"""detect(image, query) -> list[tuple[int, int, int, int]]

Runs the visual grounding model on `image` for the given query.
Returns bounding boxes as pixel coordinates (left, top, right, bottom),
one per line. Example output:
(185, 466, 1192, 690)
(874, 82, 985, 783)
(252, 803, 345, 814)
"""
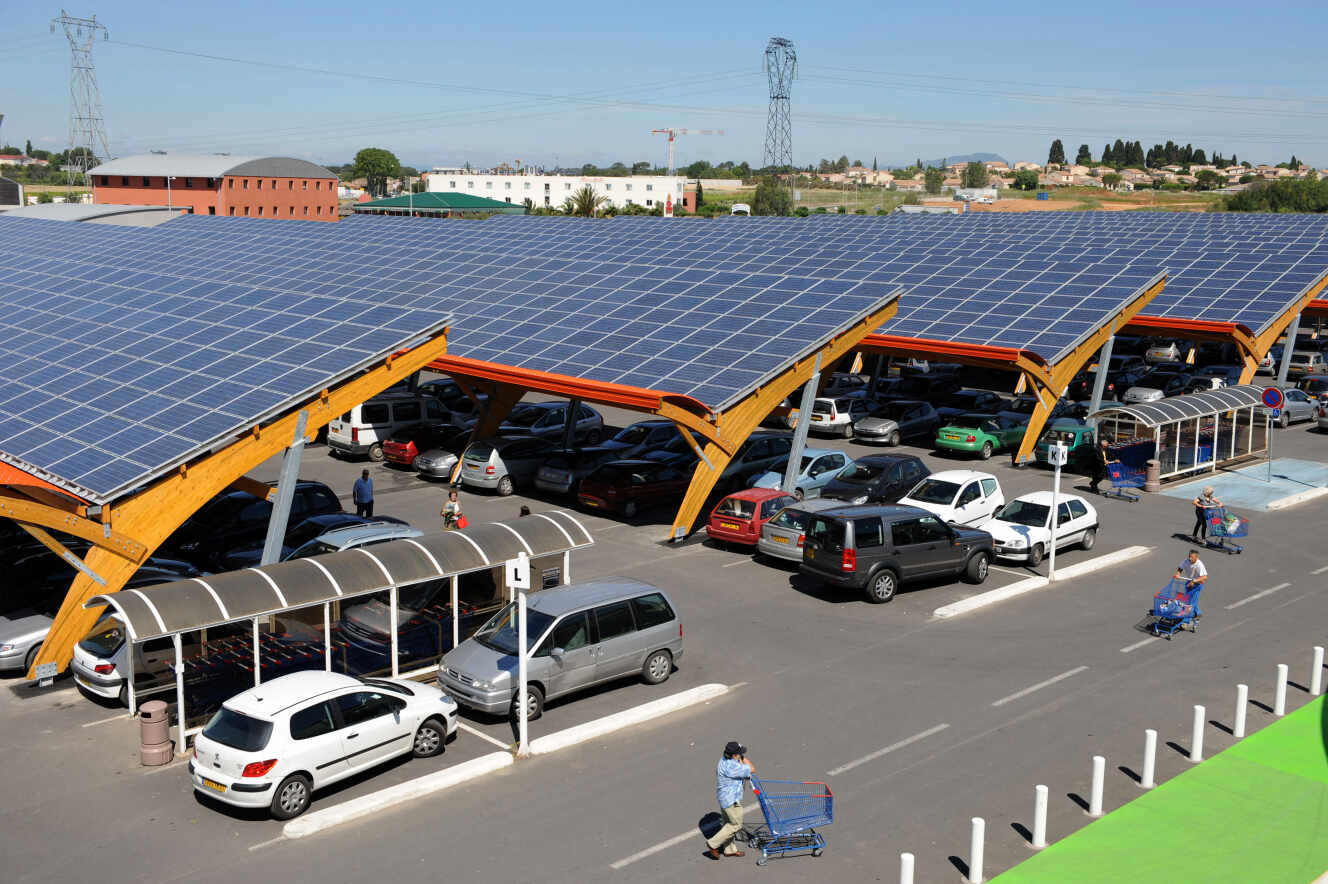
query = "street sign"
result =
(1048, 441, 1068, 467)
(1262, 387, 1285, 409)
(506, 552, 531, 591)
(1269, 408, 1282, 418)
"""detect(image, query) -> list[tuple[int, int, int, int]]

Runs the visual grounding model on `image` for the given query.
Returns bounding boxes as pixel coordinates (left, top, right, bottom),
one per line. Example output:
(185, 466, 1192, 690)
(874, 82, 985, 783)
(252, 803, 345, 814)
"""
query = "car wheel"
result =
(23, 645, 41, 675)
(367, 443, 384, 462)
(793, 488, 805, 502)
(412, 718, 447, 758)
(1028, 544, 1044, 567)
(1280, 411, 1290, 429)
(841, 423, 853, 439)
(622, 500, 639, 519)
(496, 475, 514, 496)
(965, 552, 990, 584)
(510, 684, 544, 721)
(642, 650, 673, 685)
(1081, 527, 1097, 551)
(980, 441, 993, 460)
(117, 681, 128, 707)
(887, 430, 901, 446)
(270, 773, 312, 820)
(864, 569, 898, 604)
(585, 428, 602, 445)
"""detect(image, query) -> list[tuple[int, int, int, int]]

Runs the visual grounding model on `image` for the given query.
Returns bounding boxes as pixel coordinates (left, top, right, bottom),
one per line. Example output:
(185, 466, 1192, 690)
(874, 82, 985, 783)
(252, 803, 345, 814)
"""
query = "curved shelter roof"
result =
(1090, 384, 1266, 427)
(84, 511, 593, 642)
(92, 154, 336, 179)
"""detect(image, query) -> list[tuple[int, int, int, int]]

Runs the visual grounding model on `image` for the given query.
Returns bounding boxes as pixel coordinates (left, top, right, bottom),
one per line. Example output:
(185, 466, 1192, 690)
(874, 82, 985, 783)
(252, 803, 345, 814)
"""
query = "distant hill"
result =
(891, 152, 1007, 168)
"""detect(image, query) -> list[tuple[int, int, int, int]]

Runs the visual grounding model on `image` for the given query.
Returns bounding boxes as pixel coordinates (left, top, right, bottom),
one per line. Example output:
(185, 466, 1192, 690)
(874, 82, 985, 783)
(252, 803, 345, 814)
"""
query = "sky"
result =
(4, 0, 1328, 172)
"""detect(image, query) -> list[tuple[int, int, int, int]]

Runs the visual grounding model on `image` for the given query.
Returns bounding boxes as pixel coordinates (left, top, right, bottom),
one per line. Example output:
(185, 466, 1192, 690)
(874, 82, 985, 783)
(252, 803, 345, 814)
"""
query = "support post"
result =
(323, 602, 331, 672)
(1234, 684, 1248, 738)
(260, 411, 308, 566)
(1089, 755, 1105, 816)
(1048, 442, 1064, 581)
(1189, 705, 1205, 762)
(899, 852, 915, 884)
(389, 585, 399, 677)
(562, 549, 571, 585)
(867, 353, 885, 399)
(968, 817, 985, 884)
(173, 632, 186, 755)
(252, 618, 260, 686)
(1276, 311, 1301, 385)
(1275, 663, 1289, 716)
(517, 589, 529, 757)
(560, 398, 580, 450)
(1141, 729, 1157, 788)
(1032, 784, 1048, 848)
(125, 643, 137, 715)
(1087, 330, 1116, 423)
(1312, 646, 1324, 697)
(450, 575, 459, 650)
(782, 354, 821, 495)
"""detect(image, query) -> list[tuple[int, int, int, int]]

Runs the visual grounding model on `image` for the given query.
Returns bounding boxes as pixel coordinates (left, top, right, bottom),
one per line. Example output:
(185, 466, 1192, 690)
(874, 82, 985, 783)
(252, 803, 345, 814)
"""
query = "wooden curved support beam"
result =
(0, 492, 146, 563)
(30, 328, 451, 678)
(1238, 272, 1328, 384)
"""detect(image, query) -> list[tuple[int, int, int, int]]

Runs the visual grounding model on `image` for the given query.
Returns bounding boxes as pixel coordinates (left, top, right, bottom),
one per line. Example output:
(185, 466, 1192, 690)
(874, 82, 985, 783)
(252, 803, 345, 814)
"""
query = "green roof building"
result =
(351, 191, 527, 217)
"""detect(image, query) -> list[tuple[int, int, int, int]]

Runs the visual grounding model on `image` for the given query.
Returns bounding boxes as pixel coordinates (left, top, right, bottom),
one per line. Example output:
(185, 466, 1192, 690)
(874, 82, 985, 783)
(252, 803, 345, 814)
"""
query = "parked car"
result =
(1317, 397, 1328, 432)
(1194, 364, 1244, 387)
(706, 489, 799, 547)
(577, 459, 694, 518)
(190, 671, 458, 819)
(986, 493, 1099, 566)
(1123, 370, 1193, 403)
(590, 420, 686, 459)
(821, 372, 871, 395)
(721, 431, 793, 489)
(820, 453, 930, 505)
(499, 401, 604, 444)
(1262, 387, 1318, 427)
(884, 374, 961, 402)
(1287, 351, 1327, 378)
(756, 498, 846, 563)
(161, 481, 343, 569)
(808, 395, 876, 437)
(1184, 376, 1227, 394)
(898, 360, 962, 378)
(1145, 340, 1183, 363)
(217, 514, 411, 571)
(933, 390, 1006, 421)
(535, 447, 626, 496)
(382, 422, 471, 469)
(1033, 419, 1096, 469)
(1297, 374, 1328, 399)
(801, 504, 993, 603)
(1257, 346, 1282, 375)
(438, 578, 683, 719)
(934, 413, 1027, 460)
(1001, 394, 1072, 422)
(411, 427, 476, 481)
(417, 378, 485, 427)
(328, 392, 450, 461)
(852, 399, 941, 445)
(1066, 363, 1150, 402)
(899, 470, 1005, 527)
(748, 448, 849, 500)
(458, 436, 559, 495)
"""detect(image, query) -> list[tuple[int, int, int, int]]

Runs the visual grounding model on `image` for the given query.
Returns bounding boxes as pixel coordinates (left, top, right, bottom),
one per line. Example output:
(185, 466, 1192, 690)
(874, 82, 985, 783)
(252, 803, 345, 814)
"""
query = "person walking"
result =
(1191, 486, 1220, 541)
(1175, 548, 1209, 617)
(1088, 438, 1113, 494)
(441, 489, 463, 530)
(705, 742, 754, 860)
(352, 469, 374, 518)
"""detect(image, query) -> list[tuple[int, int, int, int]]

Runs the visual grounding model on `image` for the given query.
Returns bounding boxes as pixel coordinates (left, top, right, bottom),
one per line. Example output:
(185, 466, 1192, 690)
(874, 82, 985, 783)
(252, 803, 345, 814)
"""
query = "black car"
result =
(820, 454, 930, 504)
(159, 480, 343, 569)
(800, 504, 993, 603)
(585, 420, 689, 460)
(884, 375, 961, 402)
(1001, 394, 1073, 421)
(933, 390, 1005, 421)
(215, 513, 408, 571)
(3, 534, 200, 609)
(1067, 364, 1150, 402)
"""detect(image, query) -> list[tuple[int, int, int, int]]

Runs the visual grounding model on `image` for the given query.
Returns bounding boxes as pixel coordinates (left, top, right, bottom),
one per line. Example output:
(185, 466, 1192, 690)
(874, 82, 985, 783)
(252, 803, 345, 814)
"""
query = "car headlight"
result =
(0, 644, 13, 652)
(852, 495, 868, 504)
(471, 679, 491, 690)
(1008, 538, 1027, 547)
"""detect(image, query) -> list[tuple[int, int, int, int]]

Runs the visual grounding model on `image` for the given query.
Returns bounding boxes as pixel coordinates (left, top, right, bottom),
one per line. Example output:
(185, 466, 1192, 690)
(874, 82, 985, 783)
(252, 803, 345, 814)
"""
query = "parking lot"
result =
(5, 379, 1327, 883)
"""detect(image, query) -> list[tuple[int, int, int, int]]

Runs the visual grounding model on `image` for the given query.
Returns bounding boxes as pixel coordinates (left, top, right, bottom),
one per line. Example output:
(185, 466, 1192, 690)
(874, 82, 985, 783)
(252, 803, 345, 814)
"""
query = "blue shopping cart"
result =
(1203, 505, 1248, 555)
(1104, 461, 1145, 502)
(748, 775, 833, 865)
(1146, 577, 1204, 638)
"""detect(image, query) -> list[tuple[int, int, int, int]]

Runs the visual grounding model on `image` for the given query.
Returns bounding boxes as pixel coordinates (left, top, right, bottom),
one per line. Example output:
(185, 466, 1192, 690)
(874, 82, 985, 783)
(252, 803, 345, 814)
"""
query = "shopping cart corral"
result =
(748, 775, 833, 865)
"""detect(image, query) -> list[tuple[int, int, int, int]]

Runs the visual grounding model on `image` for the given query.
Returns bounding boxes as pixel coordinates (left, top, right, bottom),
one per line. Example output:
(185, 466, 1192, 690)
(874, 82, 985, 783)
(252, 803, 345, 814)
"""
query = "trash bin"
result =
(1144, 458, 1162, 493)
(140, 699, 173, 766)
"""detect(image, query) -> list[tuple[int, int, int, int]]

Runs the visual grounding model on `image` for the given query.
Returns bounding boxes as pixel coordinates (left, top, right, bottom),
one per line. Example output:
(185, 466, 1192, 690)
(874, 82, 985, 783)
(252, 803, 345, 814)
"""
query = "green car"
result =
(1034, 419, 1096, 469)
(935, 413, 1028, 459)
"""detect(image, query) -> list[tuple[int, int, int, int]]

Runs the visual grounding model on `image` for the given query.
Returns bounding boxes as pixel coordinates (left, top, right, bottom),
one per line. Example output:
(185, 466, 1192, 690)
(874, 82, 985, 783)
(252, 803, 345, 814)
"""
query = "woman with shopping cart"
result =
(1191, 486, 1221, 541)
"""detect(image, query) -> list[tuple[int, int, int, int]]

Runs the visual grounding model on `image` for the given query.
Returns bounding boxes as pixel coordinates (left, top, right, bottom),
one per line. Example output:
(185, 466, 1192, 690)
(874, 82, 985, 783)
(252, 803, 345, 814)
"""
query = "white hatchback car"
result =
(190, 671, 458, 819)
(899, 470, 1004, 527)
(986, 492, 1099, 565)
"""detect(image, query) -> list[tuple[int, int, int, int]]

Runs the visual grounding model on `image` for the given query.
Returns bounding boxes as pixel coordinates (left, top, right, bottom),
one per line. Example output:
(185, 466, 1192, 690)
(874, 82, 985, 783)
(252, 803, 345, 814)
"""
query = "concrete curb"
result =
(528, 683, 730, 756)
(933, 545, 1152, 619)
(1265, 486, 1328, 511)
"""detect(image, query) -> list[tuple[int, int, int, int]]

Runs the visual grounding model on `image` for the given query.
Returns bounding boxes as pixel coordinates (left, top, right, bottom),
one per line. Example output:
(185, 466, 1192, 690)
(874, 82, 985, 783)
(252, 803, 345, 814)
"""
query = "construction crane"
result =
(650, 128, 723, 176)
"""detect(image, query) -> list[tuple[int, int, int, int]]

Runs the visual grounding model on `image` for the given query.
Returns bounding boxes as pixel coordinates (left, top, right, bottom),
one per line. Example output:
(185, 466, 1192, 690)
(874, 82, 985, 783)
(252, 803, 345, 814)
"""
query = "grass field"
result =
(702, 185, 910, 214)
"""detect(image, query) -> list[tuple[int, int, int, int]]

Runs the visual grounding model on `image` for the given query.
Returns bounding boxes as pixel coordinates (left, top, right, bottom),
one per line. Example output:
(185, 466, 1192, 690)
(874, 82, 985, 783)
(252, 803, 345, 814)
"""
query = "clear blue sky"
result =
(3, 0, 1326, 171)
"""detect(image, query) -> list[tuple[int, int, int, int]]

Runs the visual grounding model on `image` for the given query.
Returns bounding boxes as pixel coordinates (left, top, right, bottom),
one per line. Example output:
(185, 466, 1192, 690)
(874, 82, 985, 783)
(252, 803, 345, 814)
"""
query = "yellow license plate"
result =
(944, 434, 960, 440)
(201, 777, 226, 793)
(584, 499, 599, 508)
(721, 522, 740, 530)
(806, 548, 815, 558)
(772, 536, 789, 544)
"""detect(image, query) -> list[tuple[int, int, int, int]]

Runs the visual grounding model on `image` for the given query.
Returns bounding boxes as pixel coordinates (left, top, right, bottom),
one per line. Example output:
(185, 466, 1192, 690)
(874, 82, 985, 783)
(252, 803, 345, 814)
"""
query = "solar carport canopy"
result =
(84, 512, 593, 643)
(1090, 384, 1267, 427)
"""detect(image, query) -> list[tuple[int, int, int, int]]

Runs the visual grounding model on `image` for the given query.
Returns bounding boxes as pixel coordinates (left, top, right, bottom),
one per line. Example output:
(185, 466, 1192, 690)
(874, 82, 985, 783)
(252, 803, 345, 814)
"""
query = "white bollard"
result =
(968, 817, 985, 884)
(900, 852, 915, 884)
(1234, 684, 1248, 738)
(1032, 784, 1048, 848)
(1275, 663, 1289, 716)
(1089, 755, 1105, 817)
(1141, 729, 1157, 789)
(1312, 646, 1324, 697)
(1189, 705, 1205, 762)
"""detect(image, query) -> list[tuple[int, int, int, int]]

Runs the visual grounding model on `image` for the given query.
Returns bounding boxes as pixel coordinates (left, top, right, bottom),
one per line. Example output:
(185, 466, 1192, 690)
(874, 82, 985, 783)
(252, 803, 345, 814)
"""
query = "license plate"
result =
(201, 777, 227, 793)
(806, 548, 815, 559)
(772, 535, 789, 544)
(721, 522, 740, 530)
(944, 434, 960, 440)
(583, 499, 599, 508)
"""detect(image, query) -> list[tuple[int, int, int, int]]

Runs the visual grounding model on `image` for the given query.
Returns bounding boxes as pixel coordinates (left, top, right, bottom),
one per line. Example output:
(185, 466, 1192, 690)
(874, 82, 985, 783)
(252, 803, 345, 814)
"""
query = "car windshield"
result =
(286, 518, 340, 550)
(473, 603, 556, 655)
(769, 508, 809, 530)
(868, 403, 910, 419)
(287, 539, 339, 561)
(715, 497, 756, 518)
(1039, 429, 1080, 444)
(908, 479, 960, 504)
(463, 442, 494, 460)
(836, 462, 883, 484)
(612, 425, 650, 444)
(1147, 372, 1183, 384)
(78, 619, 126, 657)
(948, 414, 994, 430)
(504, 405, 544, 427)
(996, 499, 1050, 527)
(202, 708, 273, 752)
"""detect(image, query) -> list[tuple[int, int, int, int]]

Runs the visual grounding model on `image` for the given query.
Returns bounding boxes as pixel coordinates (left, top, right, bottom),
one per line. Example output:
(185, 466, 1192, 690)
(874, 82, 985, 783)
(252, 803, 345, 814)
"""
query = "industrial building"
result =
(423, 169, 694, 212)
(92, 154, 340, 220)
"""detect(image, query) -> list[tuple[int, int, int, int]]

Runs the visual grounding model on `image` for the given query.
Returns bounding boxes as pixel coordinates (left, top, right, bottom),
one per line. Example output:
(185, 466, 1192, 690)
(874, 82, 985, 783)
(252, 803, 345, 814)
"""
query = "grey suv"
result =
(800, 504, 993, 603)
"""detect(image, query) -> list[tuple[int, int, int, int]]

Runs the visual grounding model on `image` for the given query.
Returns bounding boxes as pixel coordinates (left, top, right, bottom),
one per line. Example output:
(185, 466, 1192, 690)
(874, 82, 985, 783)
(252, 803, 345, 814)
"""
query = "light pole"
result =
(166, 175, 175, 209)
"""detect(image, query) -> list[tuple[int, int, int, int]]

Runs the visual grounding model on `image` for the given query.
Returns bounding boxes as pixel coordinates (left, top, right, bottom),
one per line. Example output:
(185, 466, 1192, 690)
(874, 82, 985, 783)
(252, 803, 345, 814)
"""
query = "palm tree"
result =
(566, 185, 608, 217)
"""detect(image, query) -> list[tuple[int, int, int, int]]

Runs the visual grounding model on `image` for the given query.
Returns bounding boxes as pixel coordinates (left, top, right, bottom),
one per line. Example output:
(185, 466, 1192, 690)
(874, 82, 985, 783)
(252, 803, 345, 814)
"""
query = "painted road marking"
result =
(827, 723, 951, 776)
(81, 713, 131, 728)
(989, 566, 1032, 578)
(1313, 565, 1328, 575)
(1120, 638, 1156, 654)
(1225, 582, 1291, 610)
(721, 559, 749, 568)
(991, 666, 1089, 708)
(609, 803, 758, 870)
(457, 722, 510, 750)
(248, 836, 286, 852)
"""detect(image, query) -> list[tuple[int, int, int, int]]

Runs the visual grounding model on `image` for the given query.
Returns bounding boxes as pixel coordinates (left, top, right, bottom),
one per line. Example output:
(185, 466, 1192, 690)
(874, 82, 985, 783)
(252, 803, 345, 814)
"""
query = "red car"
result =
(706, 488, 798, 547)
(382, 422, 468, 468)
(577, 459, 693, 519)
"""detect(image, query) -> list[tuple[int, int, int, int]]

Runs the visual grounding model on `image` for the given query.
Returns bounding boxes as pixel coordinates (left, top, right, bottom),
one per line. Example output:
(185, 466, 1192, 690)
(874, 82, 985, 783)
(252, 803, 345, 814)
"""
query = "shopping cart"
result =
(1203, 505, 1248, 554)
(1146, 577, 1204, 638)
(1104, 461, 1145, 502)
(748, 775, 833, 865)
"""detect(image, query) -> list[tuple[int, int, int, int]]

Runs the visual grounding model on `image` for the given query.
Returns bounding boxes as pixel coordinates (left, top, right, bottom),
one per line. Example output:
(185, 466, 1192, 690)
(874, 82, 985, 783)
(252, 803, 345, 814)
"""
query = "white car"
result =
(1317, 397, 1328, 432)
(986, 492, 1099, 565)
(1145, 341, 1181, 363)
(190, 671, 459, 819)
(808, 395, 875, 437)
(899, 470, 1005, 528)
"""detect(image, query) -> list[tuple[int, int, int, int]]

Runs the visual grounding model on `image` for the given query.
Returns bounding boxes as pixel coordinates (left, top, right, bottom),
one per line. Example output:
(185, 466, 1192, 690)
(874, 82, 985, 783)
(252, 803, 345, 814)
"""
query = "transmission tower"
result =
(761, 37, 797, 181)
(51, 10, 111, 189)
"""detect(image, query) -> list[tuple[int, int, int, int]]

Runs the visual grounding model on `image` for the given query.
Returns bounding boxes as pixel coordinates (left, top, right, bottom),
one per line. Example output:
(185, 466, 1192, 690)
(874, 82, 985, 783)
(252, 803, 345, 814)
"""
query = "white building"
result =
(423, 170, 687, 211)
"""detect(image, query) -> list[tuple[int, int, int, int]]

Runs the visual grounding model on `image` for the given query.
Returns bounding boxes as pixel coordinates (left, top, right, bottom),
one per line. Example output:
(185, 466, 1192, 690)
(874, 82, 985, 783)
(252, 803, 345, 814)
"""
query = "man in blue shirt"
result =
(705, 741, 754, 860)
(352, 469, 374, 518)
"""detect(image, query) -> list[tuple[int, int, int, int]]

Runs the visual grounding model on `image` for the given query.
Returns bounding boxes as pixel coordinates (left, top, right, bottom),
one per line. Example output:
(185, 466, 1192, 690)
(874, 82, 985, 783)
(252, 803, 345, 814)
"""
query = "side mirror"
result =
(551, 647, 565, 659)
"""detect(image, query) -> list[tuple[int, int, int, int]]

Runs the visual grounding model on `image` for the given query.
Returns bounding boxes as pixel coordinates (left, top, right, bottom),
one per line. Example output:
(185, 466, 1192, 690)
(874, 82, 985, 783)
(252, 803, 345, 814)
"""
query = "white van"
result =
(328, 393, 448, 461)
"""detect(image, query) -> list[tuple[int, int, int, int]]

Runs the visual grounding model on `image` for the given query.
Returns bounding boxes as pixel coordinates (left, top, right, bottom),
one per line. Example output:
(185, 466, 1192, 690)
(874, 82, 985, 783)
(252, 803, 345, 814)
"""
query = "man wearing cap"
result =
(706, 741, 754, 860)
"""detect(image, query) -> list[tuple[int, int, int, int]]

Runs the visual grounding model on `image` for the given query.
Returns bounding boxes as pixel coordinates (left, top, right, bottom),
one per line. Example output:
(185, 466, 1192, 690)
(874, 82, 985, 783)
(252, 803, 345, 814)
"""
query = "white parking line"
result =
(81, 713, 131, 728)
(457, 722, 510, 749)
(1313, 565, 1328, 575)
(1120, 638, 1155, 654)
(991, 666, 1089, 707)
(989, 566, 1032, 578)
(248, 835, 286, 852)
(609, 803, 758, 870)
(1225, 582, 1291, 610)
(827, 723, 950, 776)
(721, 559, 749, 568)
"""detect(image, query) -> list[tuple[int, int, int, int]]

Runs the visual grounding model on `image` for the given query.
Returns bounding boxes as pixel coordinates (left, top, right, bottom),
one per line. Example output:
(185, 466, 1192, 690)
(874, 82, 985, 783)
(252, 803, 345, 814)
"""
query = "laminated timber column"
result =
(29, 329, 451, 677)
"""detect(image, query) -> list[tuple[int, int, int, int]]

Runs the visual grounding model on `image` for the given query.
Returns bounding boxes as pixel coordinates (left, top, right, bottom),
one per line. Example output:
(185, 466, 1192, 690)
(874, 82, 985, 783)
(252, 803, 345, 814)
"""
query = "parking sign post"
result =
(508, 553, 531, 757)
(1048, 441, 1067, 581)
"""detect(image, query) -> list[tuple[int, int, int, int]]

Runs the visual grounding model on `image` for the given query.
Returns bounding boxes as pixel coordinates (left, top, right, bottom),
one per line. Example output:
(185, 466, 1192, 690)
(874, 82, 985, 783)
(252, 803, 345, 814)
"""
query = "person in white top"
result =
(1176, 549, 1208, 589)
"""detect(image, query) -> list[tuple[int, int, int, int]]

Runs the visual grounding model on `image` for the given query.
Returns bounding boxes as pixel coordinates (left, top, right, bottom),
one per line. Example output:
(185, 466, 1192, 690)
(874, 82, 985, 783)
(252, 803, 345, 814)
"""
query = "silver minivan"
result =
(437, 578, 683, 719)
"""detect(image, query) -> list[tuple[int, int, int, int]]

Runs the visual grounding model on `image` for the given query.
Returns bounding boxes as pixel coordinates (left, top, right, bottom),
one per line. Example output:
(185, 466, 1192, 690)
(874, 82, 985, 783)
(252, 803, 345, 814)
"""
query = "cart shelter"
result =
(83, 512, 592, 749)
(1089, 385, 1269, 482)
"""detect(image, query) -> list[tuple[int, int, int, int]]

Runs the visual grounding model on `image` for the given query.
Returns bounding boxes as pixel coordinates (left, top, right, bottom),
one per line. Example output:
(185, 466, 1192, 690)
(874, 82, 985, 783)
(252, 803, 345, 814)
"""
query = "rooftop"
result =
(93, 154, 337, 180)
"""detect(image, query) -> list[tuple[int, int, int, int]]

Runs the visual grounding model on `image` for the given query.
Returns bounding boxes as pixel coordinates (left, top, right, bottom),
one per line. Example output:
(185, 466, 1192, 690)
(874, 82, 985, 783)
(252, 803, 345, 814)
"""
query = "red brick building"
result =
(92, 155, 340, 221)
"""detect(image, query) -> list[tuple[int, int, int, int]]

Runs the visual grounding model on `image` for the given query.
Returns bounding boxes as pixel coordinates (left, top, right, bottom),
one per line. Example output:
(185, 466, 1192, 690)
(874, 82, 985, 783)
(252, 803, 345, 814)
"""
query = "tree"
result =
(1075, 144, 1092, 165)
(632, 161, 651, 174)
(1101, 143, 1114, 165)
(872, 157, 878, 171)
(924, 167, 944, 194)
(522, 197, 536, 213)
(1047, 139, 1066, 166)
(1013, 169, 1040, 191)
(1192, 149, 1207, 165)
(24, 139, 32, 157)
(1101, 173, 1123, 190)
(962, 161, 989, 188)
(752, 177, 793, 216)
(1195, 170, 1223, 191)
(836, 155, 850, 172)
(353, 147, 400, 197)
(695, 181, 704, 207)
(565, 185, 608, 217)
(36, 191, 55, 204)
